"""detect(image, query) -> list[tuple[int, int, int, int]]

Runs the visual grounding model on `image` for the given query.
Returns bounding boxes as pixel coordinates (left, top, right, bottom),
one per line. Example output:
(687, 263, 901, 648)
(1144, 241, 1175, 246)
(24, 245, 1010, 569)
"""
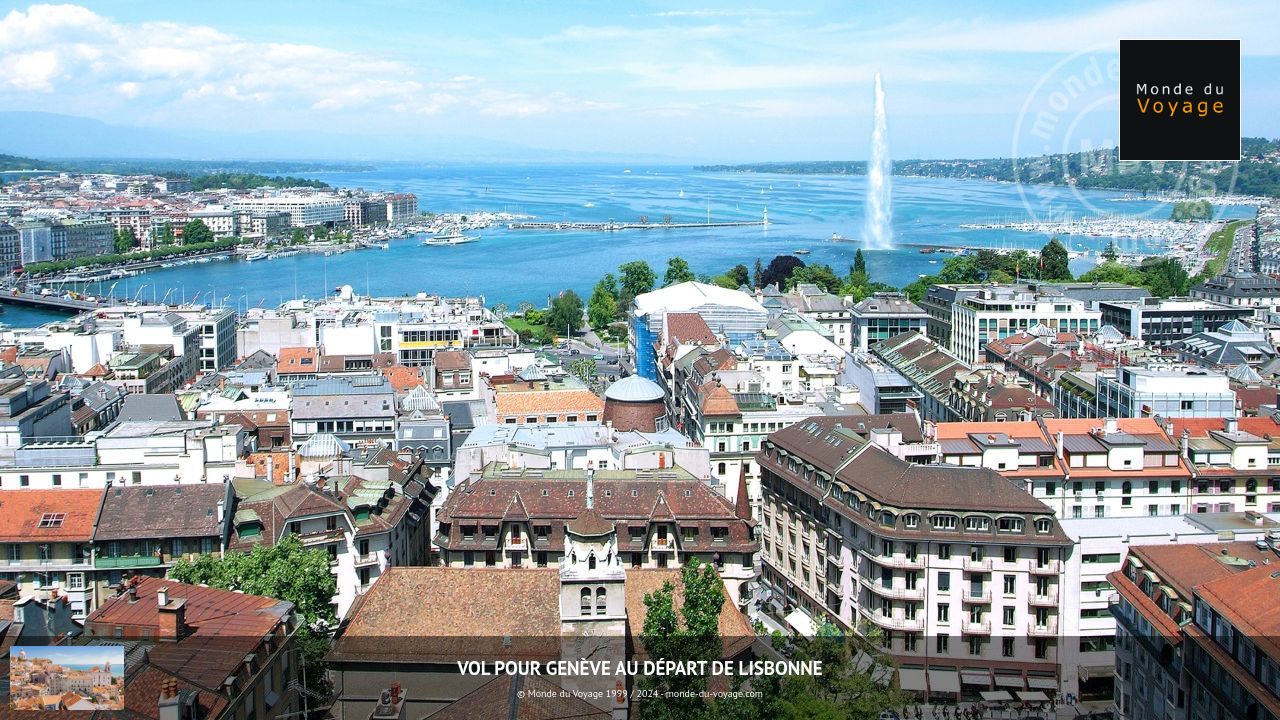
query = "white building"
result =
(231, 196, 345, 227)
(951, 286, 1101, 364)
(1094, 365, 1237, 419)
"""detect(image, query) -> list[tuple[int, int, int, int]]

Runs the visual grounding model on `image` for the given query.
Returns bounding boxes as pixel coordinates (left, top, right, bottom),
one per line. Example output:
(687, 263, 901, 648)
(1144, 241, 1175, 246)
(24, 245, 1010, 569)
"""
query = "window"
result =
(19, 475, 29, 487)
(936, 635, 950, 656)
(937, 572, 950, 592)
(51, 474, 61, 487)
(580, 588, 592, 616)
(1002, 575, 1016, 595)
(1003, 607, 1015, 626)
(485, 551, 496, 567)
(1003, 546, 1017, 563)
(596, 588, 607, 615)
(937, 603, 950, 622)
(37, 513, 65, 529)
(938, 544, 951, 560)
(1002, 637, 1015, 657)
(996, 517, 1024, 533)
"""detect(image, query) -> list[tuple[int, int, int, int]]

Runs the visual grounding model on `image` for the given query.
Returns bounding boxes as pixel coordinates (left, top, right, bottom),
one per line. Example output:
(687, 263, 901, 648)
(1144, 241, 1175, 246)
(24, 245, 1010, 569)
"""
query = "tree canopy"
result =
(1039, 238, 1072, 281)
(182, 218, 214, 246)
(588, 274, 620, 329)
(664, 256, 696, 286)
(546, 289, 585, 336)
(758, 255, 806, 290)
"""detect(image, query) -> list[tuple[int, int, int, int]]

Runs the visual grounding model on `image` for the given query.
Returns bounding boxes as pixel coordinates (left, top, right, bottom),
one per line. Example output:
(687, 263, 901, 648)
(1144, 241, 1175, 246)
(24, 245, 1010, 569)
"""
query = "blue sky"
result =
(0, 1, 1277, 161)
(11, 646, 123, 670)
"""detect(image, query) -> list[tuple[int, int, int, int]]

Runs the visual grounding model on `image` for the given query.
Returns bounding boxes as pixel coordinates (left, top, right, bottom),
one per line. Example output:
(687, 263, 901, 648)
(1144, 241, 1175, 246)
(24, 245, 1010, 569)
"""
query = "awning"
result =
(1078, 664, 1115, 681)
(980, 690, 1013, 702)
(785, 609, 816, 638)
(994, 674, 1023, 688)
(1026, 677, 1058, 690)
(898, 667, 928, 692)
(1017, 690, 1050, 702)
(928, 668, 961, 694)
(960, 670, 990, 685)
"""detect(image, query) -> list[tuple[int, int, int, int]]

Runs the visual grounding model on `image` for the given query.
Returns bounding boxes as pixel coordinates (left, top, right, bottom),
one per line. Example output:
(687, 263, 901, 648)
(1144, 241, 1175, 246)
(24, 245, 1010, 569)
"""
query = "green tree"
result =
(492, 302, 509, 318)
(725, 264, 750, 288)
(313, 225, 330, 241)
(664, 256, 696, 286)
(789, 263, 842, 293)
(113, 228, 136, 254)
(567, 357, 597, 385)
(853, 249, 867, 276)
(759, 255, 806, 290)
(169, 534, 337, 701)
(546, 289, 585, 336)
(768, 623, 908, 720)
(182, 219, 214, 246)
(636, 559, 726, 720)
(290, 227, 306, 245)
(588, 276, 619, 329)
(752, 258, 764, 288)
(619, 260, 657, 298)
(1140, 257, 1191, 297)
(1039, 238, 1072, 280)
(158, 222, 176, 246)
(1102, 240, 1119, 262)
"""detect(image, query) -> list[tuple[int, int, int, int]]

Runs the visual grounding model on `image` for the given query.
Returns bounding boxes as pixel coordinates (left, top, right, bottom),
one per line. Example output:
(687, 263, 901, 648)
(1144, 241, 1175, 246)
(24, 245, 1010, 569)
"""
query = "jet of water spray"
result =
(863, 73, 893, 250)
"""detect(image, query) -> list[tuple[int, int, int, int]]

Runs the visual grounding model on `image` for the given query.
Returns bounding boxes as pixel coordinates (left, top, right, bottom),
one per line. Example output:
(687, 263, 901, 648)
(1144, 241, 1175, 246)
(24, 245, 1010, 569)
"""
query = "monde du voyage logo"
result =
(1120, 40, 1240, 162)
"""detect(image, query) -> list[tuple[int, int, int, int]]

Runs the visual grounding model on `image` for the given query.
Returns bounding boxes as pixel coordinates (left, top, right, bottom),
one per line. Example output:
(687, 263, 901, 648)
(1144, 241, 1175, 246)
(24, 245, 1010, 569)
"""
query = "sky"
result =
(0, 1, 1278, 162)
(11, 645, 124, 670)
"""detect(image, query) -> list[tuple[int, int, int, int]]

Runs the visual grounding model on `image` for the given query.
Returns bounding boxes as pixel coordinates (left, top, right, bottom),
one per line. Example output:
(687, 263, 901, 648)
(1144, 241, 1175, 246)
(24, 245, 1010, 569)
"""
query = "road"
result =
(545, 335, 626, 382)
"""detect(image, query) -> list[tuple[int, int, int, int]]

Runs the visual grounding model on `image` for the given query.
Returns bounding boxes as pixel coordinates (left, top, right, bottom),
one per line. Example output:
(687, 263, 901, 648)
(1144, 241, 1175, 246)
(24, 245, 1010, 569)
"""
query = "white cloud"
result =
(115, 81, 140, 98)
(0, 50, 60, 91)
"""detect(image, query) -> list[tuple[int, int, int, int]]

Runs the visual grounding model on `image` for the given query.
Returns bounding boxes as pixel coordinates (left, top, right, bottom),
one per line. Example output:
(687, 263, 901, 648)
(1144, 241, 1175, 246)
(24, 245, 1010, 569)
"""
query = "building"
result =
(0, 222, 21, 272)
(1174, 319, 1278, 371)
(488, 369, 604, 426)
(630, 282, 768, 381)
(1169, 416, 1280, 514)
(0, 488, 101, 616)
(228, 442, 435, 618)
(433, 463, 758, 605)
(94, 206, 154, 246)
(187, 207, 239, 238)
(431, 349, 474, 398)
(242, 210, 291, 239)
(230, 195, 344, 227)
(1093, 365, 1238, 419)
(1108, 541, 1280, 720)
(850, 293, 929, 352)
(0, 365, 74, 463)
(1191, 270, 1280, 317)
(950, 285, 1101, 364)
(871, 331, 970, 422)
(1098, 297, 1252, 346)
(602, 375, 667, 432)
(15, 217, 113, 264)
(839, 351, 924, 415)
(290, 376, 397, 446)
(758, 416, 1074, 698)
(774, 284, 855, 351)
(384, 193, 418, 223)
(82, 576, 300, 720)
(91, 483, 230, 604)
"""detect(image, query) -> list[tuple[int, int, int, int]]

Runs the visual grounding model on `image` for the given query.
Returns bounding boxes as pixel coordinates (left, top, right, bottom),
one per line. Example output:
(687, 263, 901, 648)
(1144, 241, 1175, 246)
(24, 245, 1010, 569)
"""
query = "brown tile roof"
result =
(380, 365, 425, 393)
(1169, 416, 1280, 438)
(329, 567, 563, 663)
(83, 362, 112, 378)
(0, 489, 101, 542)
(245, 451, 296, 485)
(1195, 564, 1280, 660)
(123, 664, 230, 720)
(276, 347, 316, 374)
(665, 312, 718, 346)
(94, 484, 226, 542)
(433, 350, 472, 371)
(495, 390, 604, 418)
(567, 507, 614, 536)
(429, 674, 609, 720)
(698, 381, 739, 416)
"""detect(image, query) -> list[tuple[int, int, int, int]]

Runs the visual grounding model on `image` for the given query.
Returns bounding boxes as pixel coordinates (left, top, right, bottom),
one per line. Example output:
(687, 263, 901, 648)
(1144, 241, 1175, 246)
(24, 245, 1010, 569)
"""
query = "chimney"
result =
(157, 679, 186, 720)
(585, 463, 595, 509)
(1180, 429, 1190, 459)
(157, 586, 168, 607)
(157, 594, 187, 642)
(128, 586, 138, 603)
(216, 498, 225, 524)
(370, 684, 408, 720)
(1103, 418, 1118, 435)
(1055, 430, 1064, 460)
(1225, 417, 1239, 434)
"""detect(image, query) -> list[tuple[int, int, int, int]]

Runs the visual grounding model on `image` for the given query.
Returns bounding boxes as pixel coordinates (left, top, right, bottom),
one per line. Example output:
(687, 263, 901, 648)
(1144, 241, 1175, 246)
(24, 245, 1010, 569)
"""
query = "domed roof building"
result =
(602, 375, 667, 432)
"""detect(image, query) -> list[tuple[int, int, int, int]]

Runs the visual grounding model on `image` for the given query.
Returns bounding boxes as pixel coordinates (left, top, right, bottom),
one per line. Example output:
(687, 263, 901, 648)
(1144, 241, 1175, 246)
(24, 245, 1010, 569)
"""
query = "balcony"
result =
(868, 613, 924, 631)
(651, 537, 675, 552)
(961, 619, 992, 634)
(1029, 560, 1062, 575)
(1029, 593, 1059, 607)
(963, 588, 992, 603)
(864, 579, 925, 601)
(1028, 618, 1059, 636)
(299, 529, 345, 547)
(963, 557, 993, 571)
(860, 548, 924, 569)
(6, 558, 93, 569)
(506, 536, 527, 550)
(95, 555, 164, 569)
(353, 552, 381, 567)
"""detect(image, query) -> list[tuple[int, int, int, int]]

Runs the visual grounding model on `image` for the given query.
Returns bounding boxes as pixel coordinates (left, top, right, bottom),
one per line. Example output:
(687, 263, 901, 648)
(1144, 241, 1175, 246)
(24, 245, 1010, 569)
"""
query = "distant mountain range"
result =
(0, 111, 676, 166)
(696, 138, 1280, 197)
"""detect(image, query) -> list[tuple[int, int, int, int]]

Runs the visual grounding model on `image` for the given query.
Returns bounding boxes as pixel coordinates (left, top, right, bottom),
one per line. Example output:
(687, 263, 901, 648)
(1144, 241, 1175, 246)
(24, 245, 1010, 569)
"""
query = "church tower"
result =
(558, 466, 628, 720)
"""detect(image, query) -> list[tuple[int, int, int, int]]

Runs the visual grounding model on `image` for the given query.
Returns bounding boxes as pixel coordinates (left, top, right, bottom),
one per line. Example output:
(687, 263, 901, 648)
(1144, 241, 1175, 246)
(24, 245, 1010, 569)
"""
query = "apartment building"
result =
(83, 577, 300, 720)
(850, 293, 929, 352)
(230, 195, 344, 227)
(0, 365, 74, 462)
(1092, 366, 1239, 419)
(289, 376, 397, 446)
(1099, 297, 1252, 346)
(872, 331, 970, 422)
(1169, 416, 1280, 514)
(384, 193, 418, 223)
(1109, 541, 1280, 720)
(0, 222, 21, 272)
(773, 283, 855, 351)
(0, 489, 99, 616)
(950, 285, 1101, 364)
(759, 416, 1073, 698)
(1191, 270, 1280, 317)
(433, 464, 758, 605)
(228, 448, 434, 618)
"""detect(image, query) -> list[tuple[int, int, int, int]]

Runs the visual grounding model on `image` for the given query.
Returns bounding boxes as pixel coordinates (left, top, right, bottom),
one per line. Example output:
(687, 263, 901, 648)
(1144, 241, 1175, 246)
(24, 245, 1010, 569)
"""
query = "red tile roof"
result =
(380, 365, 424, 394)
(433, 350, 472, 371)
(276, 347, 317, 374)
(1169, 416, 1280, 438)
(665, 312, 718, 346)
(0, 489, 101, 542)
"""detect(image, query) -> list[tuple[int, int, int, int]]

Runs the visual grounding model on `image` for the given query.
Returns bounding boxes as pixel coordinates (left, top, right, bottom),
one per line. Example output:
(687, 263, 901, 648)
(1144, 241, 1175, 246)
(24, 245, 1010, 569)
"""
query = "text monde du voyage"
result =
(1134, 82, 1228, 118)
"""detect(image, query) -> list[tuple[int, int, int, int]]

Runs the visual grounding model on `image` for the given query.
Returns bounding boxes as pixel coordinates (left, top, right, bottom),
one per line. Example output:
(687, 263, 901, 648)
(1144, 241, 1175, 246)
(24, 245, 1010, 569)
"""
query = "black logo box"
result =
(1119, 39, 1240, 162)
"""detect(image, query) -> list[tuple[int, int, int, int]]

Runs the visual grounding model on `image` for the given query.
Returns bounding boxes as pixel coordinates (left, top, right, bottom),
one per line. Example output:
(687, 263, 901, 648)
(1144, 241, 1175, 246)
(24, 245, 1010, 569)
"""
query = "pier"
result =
(508, 212, 769, 233)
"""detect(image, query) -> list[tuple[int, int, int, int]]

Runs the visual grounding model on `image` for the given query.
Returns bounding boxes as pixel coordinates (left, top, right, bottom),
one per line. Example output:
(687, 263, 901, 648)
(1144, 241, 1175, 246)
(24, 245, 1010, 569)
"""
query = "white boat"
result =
(244, 251, 268, 262)
(794, 249, 811, 255)
(424, 230, 479, 246)
(583, 202, 596, 208)
(831, 232, 846, 241)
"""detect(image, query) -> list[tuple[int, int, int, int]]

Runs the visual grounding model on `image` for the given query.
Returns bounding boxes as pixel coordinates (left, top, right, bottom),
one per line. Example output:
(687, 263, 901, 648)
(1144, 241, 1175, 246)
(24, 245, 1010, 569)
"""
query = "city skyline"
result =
(10, 646, 123, 670)
(1, 1, 1278, 162)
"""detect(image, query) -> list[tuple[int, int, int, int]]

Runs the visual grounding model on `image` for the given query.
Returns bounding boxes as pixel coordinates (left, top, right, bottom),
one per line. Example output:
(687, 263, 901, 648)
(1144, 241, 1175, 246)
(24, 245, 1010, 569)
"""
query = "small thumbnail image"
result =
(8, 646, 125, 710)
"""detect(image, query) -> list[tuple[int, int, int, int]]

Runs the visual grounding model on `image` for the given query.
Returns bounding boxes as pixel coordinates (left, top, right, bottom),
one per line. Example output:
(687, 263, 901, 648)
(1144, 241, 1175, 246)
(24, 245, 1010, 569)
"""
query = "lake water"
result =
(5, 165, 1255, 327)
